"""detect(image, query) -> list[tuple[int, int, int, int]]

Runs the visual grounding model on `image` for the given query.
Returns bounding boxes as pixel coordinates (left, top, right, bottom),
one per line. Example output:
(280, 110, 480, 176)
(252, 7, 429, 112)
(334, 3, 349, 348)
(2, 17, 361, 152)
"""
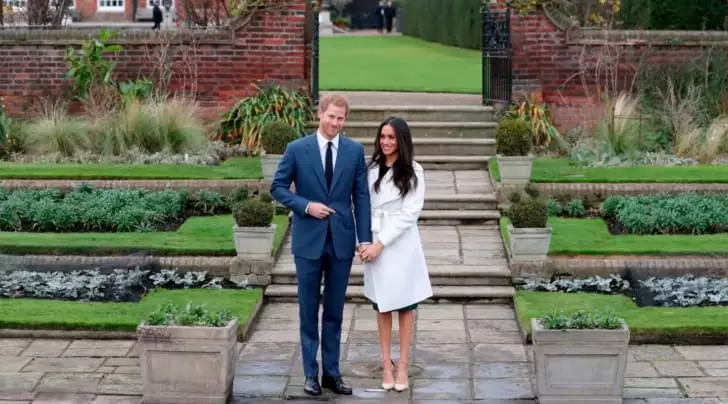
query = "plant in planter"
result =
(495, 117, 534, 184)
(532, 308, 629, 404)
(232, 195, 276, 260)
(259, 120, 299, 182)
(506, 185, 551, 261)
(137, 302, 239, 404)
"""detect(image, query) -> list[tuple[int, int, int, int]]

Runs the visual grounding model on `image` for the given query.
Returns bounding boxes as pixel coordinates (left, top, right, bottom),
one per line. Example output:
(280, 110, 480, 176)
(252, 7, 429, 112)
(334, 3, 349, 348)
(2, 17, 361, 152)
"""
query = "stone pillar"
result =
(229, 256, 273, 286)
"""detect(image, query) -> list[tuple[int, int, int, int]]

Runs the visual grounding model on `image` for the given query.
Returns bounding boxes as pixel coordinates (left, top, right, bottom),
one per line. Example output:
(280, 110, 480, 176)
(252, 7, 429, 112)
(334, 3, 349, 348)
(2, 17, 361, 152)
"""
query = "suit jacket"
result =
(270, 133, 372, 261)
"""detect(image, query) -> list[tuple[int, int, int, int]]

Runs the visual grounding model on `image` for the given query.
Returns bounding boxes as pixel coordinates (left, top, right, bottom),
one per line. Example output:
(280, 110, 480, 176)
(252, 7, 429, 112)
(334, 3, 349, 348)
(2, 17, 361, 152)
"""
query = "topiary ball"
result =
(508, 196, 548, 228)
(495, 118, 533, 156)
(260, 120, 299, 155)
(233, 197, 274, 227)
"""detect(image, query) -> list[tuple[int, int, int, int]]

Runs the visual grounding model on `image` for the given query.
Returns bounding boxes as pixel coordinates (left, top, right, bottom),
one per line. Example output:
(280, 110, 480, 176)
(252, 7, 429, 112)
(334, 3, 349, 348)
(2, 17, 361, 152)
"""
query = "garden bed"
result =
(490, 157, 728, 183)
(0, 157, 262, 180)
(0, 288, 262, 335)
(0, 214, 288, 256)
(515, 289, 728, 344)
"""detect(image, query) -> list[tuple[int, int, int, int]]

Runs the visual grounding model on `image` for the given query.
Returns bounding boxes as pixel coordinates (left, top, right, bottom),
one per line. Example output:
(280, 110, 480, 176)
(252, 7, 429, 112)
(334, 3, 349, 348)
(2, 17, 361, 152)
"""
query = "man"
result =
(375, 1, 385, 33)
(152, 2, 163, 30)
(270, 94, 372, 396)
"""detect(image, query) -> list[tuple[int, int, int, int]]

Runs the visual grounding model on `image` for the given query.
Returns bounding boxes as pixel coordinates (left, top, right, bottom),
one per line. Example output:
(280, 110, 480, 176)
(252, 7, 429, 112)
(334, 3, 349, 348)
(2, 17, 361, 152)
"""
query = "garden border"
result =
(0, 179, 268, 195)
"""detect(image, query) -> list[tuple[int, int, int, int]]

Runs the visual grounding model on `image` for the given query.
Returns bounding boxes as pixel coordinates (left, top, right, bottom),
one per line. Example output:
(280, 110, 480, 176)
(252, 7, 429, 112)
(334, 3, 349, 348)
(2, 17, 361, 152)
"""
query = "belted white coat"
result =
(362, 162, 433, 313)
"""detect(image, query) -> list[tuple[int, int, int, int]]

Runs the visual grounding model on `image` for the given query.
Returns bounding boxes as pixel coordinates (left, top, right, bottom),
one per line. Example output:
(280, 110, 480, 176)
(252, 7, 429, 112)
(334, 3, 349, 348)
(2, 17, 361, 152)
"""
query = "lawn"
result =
(320, 35, 480, 93)
(500, 217, 728, 255)
(515, 291, 728, 340)
(490, 157, 728, 183)
(0, 157, 262, 180)
(0, 215, 289, 256)
(0, 288, 262, 334)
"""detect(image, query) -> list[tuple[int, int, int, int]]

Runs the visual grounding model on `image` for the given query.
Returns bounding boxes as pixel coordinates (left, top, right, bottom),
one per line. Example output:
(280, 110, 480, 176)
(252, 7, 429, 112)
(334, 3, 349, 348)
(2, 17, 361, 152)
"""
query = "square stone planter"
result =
(233, 224, 277, 261)
(532, 318, 629, 404)
(497, 154, 534, 184)
(260, 154, 282, 182)
(507, 224, 551, 261)
(137, 317, 239, 404)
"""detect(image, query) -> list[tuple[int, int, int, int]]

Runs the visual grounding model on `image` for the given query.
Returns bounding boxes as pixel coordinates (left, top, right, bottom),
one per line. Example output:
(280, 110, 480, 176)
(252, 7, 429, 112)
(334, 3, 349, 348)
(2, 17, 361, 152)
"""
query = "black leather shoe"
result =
(321, 375, 353, 395)
(303, 377, 322, 396)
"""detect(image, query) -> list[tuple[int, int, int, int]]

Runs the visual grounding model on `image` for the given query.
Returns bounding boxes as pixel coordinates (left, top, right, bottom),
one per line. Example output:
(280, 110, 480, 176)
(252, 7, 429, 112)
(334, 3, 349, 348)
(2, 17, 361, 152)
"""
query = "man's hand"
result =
(307, 202, 335, 219)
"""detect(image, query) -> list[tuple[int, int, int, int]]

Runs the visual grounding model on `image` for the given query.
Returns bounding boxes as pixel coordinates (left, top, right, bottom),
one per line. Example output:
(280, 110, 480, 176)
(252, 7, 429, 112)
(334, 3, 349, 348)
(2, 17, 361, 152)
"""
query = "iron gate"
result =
(308, 0, 320, 105)
(482, 3, 512, 106)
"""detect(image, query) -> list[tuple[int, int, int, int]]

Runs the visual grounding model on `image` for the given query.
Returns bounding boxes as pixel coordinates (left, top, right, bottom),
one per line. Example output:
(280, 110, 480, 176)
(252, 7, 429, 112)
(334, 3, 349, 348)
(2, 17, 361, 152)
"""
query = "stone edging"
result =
(510, 256, 728, 279)
(0, 179, 267, 194)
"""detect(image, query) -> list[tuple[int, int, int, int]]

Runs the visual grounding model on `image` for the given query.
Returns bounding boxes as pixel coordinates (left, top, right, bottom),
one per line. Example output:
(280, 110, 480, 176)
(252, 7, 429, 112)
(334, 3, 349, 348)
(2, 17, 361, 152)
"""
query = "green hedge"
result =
(401, 0, 483, 50)
(619, 0, 728, 30)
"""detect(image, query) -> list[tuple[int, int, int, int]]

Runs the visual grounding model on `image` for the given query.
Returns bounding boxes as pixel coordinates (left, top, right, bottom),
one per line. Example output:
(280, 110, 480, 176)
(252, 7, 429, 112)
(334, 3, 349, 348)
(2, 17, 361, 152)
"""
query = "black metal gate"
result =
(482, 3, 512, 106)
(309, 0, 320, 106)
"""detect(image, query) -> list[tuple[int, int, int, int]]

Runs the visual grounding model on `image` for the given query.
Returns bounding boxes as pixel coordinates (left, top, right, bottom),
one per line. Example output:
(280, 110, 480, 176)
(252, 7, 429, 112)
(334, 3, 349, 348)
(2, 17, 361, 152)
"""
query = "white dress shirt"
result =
(316, 130, 339, 171)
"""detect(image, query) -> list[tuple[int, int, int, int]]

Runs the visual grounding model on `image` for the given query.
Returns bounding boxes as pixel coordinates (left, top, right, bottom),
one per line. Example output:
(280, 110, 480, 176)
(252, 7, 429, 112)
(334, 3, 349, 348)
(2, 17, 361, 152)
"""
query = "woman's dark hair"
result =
(369, 116, 418, 197)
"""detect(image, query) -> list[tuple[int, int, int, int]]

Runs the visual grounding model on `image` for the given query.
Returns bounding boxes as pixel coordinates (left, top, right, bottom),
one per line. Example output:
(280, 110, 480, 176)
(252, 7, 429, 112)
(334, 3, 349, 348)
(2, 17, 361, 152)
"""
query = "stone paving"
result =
(3, 303, 728, 403)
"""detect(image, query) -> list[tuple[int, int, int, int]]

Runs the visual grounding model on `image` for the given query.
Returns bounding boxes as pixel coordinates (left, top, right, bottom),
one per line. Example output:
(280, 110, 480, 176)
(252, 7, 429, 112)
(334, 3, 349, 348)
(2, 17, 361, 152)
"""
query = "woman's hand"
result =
(360, 241, 384, 263)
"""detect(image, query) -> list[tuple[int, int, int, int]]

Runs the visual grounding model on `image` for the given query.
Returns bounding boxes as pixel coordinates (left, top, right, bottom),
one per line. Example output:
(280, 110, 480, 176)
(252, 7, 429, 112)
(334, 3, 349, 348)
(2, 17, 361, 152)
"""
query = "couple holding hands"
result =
(270, 93, 433, 396)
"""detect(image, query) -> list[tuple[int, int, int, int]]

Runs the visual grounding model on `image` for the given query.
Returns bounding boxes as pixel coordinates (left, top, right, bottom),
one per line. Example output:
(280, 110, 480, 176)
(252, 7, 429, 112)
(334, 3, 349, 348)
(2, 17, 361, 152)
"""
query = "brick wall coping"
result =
(0, 179, 268, 194)
(534, 182, 728, 199)
(569, 28, 728, 46)
(511, 256, 728, 279)
(0, 27, 235, 45)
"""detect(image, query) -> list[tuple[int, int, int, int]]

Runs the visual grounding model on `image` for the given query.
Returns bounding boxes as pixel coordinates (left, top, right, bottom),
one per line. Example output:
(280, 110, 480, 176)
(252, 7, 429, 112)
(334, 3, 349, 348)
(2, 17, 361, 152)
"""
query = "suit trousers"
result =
(294, 226, 352, 378)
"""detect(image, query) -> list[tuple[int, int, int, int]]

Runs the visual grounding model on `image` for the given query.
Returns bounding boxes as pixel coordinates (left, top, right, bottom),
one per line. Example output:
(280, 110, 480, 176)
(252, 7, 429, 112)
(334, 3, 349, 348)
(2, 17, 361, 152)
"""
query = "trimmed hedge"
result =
(401, 0, 483, 50)
(619, 0, 728, 30)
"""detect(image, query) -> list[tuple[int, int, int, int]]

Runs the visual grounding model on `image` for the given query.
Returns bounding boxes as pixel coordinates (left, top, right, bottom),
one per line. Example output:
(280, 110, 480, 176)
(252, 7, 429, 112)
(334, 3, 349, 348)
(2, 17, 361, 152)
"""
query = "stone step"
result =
(306, 121, 497, 139)
(418, 209, 501, 225)
(271, 263, 512, 286)
(424, 193, 498, 210)
(264, 284, 515, 304)
(417, 155, 491, 171)
(352, 137, 495, 156)
(345, 105, 496, 122)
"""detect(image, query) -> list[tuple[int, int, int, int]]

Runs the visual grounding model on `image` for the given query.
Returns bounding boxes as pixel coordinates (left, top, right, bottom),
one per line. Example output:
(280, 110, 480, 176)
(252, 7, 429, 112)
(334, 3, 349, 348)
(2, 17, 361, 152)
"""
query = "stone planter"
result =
(137, 317, 239, 404)
(507, 224, 551, 261)
(497, 154, 534, 184)
(532, 318, 629, 404)
(233, 224, 277, 260)
(260, 154, 282, 182)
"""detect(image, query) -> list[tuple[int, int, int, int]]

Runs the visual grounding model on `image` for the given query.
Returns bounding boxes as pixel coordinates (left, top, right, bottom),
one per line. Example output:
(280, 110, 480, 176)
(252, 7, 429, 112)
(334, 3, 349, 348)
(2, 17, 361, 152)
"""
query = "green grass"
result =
(320, 35, 480, 93)
(490, 157, 728, 183)
(515, 291, 728, 340)
(0, 215, 289, 256)
(0, 288, 262, 334)
(0, 157, 262, 180)
(501, 217, 728, 255)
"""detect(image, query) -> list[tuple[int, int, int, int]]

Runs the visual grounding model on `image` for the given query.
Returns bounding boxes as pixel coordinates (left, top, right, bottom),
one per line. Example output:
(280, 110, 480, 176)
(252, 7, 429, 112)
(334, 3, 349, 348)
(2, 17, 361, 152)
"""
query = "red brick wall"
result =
(0, 0, 308, 118)
(506, 6, 728, 131)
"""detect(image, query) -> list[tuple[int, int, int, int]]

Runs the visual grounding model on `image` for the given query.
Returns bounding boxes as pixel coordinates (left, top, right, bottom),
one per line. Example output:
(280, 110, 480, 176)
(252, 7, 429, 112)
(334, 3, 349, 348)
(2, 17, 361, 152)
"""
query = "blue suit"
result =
(271, 133, 372, 378)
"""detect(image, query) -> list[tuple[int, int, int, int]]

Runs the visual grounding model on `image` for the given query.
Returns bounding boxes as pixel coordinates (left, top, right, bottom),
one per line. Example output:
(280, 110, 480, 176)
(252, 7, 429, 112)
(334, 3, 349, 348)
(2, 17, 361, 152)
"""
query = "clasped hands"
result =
(358, 241, 383, 263)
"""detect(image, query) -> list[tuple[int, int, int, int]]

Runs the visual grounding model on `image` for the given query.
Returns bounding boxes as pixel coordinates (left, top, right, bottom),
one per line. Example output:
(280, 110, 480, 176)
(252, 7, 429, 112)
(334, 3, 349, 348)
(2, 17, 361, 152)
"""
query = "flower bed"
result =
(0, 268, 244, 303)
(0, 185, 264, 233)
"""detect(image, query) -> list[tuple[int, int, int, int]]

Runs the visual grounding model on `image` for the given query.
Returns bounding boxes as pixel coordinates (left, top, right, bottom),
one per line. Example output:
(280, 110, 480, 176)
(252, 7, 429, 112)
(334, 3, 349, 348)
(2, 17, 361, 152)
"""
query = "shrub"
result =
(495, 118, 532, 156)
(603, 192, 728, 235)
(144, 302, 234, 327)
(564, 199, 586, 218)
(233, 196, 274, 227)
(227, 187, 250, 206)
(507, 193, 548, 228)
(540, 308, 622, 330)
(546, 199, 561, 217)
(260, 120, 299, 155)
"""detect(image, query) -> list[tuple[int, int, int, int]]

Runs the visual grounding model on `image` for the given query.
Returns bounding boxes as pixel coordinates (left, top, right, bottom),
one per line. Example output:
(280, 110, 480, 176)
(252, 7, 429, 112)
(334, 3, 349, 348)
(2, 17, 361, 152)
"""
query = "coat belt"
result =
(371, 209, 401, 233)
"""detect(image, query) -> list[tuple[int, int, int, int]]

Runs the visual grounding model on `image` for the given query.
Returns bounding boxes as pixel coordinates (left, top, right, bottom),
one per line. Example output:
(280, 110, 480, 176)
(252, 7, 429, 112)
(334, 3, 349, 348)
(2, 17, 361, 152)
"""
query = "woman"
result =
(359, 116, 433, 393)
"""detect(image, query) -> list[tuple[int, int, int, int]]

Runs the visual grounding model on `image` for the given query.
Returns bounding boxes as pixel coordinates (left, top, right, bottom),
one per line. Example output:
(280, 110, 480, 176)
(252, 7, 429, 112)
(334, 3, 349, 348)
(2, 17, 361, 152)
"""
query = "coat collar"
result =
(369, 165, 400, 208)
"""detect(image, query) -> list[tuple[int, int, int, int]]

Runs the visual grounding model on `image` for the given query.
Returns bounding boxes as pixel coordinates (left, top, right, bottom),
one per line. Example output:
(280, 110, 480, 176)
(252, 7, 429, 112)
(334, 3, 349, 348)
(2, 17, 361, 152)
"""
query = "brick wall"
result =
(0, 0, 308, 118)
(506, 6, 728, 131)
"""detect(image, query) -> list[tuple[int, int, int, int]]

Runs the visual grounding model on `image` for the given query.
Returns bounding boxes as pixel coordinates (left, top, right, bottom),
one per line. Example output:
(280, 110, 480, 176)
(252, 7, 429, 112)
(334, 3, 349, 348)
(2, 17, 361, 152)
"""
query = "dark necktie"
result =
(325, 141, 333, 190)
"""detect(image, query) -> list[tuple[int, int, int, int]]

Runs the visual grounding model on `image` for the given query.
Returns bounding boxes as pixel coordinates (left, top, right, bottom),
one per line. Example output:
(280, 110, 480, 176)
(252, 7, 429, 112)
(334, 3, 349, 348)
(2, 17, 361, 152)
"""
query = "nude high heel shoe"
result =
(394, 364, 409, 392)
(381, 359, 395, 390)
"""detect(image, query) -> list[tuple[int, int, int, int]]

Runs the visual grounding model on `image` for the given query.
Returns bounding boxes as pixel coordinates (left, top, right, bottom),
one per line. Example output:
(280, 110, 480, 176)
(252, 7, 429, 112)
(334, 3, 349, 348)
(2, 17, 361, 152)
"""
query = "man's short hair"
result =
(318, 94, 349, 116)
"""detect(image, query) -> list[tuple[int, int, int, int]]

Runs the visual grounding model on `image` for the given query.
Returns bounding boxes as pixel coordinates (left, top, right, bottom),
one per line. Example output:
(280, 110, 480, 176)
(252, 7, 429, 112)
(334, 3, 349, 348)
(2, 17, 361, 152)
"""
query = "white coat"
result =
(363, 161, 433, 313)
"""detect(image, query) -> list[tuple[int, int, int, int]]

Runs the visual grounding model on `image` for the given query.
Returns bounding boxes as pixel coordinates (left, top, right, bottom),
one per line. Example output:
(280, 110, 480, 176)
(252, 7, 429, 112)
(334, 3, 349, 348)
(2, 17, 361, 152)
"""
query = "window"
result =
(98, 0, 123, 11)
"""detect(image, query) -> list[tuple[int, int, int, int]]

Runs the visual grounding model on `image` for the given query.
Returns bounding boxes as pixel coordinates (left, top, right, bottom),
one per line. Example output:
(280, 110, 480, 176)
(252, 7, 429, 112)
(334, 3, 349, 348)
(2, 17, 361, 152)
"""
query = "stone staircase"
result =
(266, 99, 514, 304)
